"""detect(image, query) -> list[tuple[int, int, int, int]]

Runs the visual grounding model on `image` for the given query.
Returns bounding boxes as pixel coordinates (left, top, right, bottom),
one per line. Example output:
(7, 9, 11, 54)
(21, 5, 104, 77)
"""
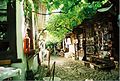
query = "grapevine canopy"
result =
(42, 0, 108, 43)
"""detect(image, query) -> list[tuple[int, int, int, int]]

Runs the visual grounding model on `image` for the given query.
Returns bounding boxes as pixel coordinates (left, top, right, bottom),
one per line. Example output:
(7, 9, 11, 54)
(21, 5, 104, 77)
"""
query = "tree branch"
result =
(32, 11, 64, 15)
(64, 26, 72, 31)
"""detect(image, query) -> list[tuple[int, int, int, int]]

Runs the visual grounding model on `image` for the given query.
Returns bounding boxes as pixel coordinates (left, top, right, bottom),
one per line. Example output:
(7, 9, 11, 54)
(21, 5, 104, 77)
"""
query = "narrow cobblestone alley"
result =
(35, 55, 119, 81)
(0, 0, 119, 80)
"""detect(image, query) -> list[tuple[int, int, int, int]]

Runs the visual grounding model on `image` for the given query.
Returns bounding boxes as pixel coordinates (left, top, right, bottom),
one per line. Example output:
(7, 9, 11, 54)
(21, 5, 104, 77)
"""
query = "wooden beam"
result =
(0, 59, 11, 65)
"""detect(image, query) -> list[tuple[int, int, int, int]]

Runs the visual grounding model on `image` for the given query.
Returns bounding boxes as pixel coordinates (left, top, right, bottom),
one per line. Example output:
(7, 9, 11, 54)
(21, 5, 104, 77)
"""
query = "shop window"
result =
(0, 0, 21, 65)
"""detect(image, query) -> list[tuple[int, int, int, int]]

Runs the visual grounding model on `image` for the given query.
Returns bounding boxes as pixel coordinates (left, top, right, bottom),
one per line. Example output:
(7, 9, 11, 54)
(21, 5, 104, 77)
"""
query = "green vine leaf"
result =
(41, 0, 108, 43)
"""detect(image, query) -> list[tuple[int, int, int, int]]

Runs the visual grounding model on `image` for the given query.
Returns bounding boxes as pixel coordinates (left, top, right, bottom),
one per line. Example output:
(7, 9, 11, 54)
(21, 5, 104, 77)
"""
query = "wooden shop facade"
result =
(63, 0, 119, 69)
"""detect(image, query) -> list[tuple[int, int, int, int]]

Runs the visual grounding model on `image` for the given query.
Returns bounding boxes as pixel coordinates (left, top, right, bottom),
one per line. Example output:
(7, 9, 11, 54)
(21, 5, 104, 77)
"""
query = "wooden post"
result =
(83, 28, 86, 61)
(47, 49, 50, 70)
(74, 43, 77, 60)
(52, 62, 56, 81)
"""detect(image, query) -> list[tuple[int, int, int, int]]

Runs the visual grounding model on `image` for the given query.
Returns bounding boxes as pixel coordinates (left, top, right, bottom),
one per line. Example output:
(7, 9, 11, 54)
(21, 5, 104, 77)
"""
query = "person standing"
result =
(46, 48, 50, 69)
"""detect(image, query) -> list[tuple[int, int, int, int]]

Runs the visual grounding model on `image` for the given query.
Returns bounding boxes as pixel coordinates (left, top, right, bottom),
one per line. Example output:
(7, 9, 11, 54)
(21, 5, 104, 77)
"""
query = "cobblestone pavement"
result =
(36, 55, 119, 81)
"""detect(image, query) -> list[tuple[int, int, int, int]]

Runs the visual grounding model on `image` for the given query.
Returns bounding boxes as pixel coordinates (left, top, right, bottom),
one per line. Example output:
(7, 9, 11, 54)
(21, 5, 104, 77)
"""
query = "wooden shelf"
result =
(0, 59, 11, 65)
(86, 53, 94, 55)
(86, 44, 94, 46)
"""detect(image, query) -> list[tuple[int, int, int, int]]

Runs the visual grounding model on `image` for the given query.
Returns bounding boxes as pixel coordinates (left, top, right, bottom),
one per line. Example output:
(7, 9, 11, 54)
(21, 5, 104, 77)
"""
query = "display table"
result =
(0, 67, 21, 80)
